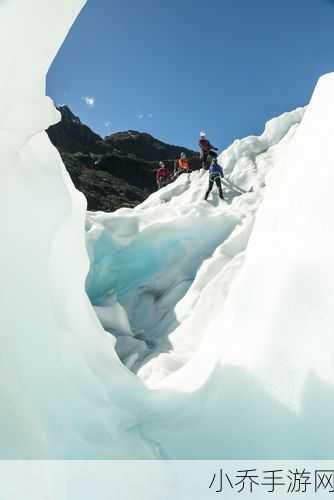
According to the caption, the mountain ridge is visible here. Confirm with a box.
[47,105,200,211]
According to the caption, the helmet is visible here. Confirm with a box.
[159,161,165,167]
[200,131,206,137]
[181,152,186,159]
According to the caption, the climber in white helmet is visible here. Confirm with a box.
[199,131,218,169]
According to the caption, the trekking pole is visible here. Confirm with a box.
[221,177,248,195]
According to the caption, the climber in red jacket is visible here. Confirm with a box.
[199,131,218,169]
[156,162,171,189]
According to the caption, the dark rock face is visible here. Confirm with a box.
[47,106,200,212]
[48,106,108,154]
[60,152,150,212]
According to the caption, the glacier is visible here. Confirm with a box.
[1,0,333,460]
[86,106,304,385]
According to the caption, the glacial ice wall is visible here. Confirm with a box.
[0,0,156,459]
[142,75,334,459]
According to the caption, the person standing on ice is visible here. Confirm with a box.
[156,161,171,189]
[199,131,218,169]
[205,157,224,201]
[177,152,191,175]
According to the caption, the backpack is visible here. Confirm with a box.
[209,162,222,177]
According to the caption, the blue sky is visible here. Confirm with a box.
[47,0,334,151]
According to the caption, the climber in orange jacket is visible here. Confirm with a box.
[177,152,191,175]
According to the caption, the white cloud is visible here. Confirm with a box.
[137,113,153,119]
[82,96,96,108]
[104,121,111,128]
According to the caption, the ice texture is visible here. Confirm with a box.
[141,77,334,459]
[0,0,157,459]
[86,107,303,386]
[1,0,331,460]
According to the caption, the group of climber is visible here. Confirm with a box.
[155,131,224,201]
[156,152,191,189]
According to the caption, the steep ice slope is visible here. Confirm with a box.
[0,0,158,460]
[141,74,334,459]
[221,107,306,191]
[86,107,304,385]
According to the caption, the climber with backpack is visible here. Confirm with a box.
[199,131,218,169]
[205,157,224,201]
[177,152,191,175]
[172,152,191,181]
[156,161,171,189]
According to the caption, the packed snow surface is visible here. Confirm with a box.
[2,0,333,460]
[86,107,304,385]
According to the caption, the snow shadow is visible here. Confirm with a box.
[141,365,334,459]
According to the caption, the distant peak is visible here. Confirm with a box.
[57,105,81,125]
[107,130,150,138]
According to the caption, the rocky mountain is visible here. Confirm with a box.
[47,106,200,212]
[104,130,197,162]
[48,106,108,154]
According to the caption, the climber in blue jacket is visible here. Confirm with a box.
[205,157,224,201]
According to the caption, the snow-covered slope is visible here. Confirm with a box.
[140,75,334,459]
[86,106,304,386]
